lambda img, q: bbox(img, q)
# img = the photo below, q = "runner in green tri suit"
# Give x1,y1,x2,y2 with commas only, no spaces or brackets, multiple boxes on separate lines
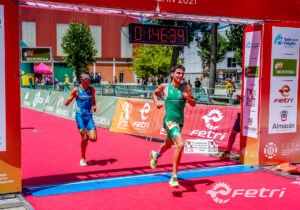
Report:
150,65,196,187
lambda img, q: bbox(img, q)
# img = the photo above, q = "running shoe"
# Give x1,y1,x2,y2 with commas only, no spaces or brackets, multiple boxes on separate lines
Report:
80,158,87,167
150,151,158,169
219,151,230,160
169,176,179,188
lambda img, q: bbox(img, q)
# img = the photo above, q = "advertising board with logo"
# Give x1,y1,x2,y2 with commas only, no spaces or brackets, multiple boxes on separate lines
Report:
111,100,240,151
110,99,166,137
0,5,5,151
242,30,262,138
269,27,300,134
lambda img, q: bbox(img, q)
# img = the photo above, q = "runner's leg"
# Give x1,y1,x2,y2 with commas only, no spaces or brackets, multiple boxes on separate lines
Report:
172,134,184,177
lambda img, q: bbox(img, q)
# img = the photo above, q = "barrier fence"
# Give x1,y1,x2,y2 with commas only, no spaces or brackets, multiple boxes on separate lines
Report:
21,88,241,152
33,84,240,106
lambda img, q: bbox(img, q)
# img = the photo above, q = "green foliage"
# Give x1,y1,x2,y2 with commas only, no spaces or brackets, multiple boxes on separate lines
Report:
197,31,228,64
61,20,97,82
129,45,173,77
226,24,244,66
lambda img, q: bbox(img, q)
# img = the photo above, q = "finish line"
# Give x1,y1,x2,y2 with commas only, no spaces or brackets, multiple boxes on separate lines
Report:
24,165,259,197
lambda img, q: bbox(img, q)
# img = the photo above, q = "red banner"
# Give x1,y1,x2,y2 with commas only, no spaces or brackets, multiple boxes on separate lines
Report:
111,99,240,152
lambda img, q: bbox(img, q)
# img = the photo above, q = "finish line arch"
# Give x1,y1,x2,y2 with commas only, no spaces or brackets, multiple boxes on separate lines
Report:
1,0,300,194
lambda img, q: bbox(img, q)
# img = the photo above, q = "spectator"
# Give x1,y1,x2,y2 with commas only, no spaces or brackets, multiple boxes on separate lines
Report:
65,74,70,85
188,80,192,87
157,74,164,85
164,77,168,83
96,73,101,84
142,76,148,86
142,76,148,98
195,77,201,88
114,76,118,84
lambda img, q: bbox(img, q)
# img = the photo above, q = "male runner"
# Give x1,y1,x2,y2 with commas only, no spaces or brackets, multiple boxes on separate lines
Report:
150,65,196,187
65,72,97,166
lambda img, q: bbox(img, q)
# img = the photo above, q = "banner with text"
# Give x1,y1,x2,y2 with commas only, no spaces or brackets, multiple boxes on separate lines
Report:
242,30,262,138
269,27,300,134
111,99,240,152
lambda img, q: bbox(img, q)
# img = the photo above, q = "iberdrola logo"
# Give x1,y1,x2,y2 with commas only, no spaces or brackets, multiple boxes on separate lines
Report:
202,109,223,130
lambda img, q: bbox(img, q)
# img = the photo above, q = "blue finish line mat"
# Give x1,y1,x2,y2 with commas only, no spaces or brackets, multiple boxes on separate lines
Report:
24,165,259,197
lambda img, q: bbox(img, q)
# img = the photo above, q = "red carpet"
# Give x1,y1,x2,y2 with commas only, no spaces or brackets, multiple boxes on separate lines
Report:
22,108,300,209
24,171,300,209
21,108,235,187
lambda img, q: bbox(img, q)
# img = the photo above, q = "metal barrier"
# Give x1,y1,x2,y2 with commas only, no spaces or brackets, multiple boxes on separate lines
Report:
32,84,240,105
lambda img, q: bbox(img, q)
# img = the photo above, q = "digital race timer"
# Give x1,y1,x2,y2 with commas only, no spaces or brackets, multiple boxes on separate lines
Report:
129,23,188,46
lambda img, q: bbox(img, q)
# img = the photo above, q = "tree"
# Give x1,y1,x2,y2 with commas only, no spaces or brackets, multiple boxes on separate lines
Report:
226,24,244,66
197,23,228,94
61,20,97,83
129,45,173,77
197,31,228,66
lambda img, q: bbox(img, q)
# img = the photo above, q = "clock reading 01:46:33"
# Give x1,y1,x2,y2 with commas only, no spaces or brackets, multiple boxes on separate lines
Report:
129,23,188,46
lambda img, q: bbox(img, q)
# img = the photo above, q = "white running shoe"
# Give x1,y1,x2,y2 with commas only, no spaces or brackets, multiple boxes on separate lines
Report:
80,158,87,167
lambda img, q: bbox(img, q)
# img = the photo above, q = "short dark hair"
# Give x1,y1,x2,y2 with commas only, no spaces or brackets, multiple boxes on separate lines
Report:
171,64,185,73
80,72,90,79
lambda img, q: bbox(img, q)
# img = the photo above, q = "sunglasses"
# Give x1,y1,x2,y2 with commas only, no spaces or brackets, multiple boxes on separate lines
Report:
82,78,91,81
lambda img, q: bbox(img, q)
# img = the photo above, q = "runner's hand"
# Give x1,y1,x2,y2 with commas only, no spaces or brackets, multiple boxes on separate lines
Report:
156,101,163,109
65,100,70,106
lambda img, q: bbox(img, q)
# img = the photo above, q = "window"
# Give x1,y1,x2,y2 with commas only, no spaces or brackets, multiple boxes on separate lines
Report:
121,27,132,58
56,24,69,56
22,21,36,47
227,58,236,68
89,25,102,57
119,72,124,83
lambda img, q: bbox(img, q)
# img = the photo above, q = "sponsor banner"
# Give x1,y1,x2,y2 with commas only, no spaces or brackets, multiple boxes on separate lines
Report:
242,30,262,138
54,92,73,119
110,99,165,137
20,47,52,63
44,91,60,114
184,139,218,154
93,96,118,128
0,5,5,151
111,100,240,152
21,89,118,129
22,89,50,112
182,105,240,152
0,1,21,194
269,27,300,134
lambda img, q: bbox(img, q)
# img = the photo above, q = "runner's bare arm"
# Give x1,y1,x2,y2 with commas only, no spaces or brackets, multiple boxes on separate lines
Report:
183,84,196,107
91,87,96,112
65,87,78,106
152,84,166,109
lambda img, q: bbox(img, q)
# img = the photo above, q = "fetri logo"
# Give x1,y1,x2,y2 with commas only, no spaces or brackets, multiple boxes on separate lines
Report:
206,182,232,204
206,182,286,204
278,85,290,97
202,109,223,130
140,103,150,120
274,85,293,103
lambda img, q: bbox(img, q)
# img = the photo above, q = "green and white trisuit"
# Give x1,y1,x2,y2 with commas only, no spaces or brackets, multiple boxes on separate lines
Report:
163,83,186,141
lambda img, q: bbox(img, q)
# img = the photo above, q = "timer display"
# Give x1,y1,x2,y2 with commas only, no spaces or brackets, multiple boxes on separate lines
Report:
129,23,188,46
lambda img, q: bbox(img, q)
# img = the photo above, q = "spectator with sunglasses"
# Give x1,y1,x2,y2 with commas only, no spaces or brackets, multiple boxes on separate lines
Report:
65,72,97,166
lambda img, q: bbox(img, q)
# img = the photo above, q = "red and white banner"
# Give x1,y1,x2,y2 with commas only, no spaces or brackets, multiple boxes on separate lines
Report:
259,22,300,166
111,99,240,152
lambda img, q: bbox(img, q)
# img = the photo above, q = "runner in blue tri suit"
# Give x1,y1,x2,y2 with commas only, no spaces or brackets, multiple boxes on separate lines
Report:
65,72,97,166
